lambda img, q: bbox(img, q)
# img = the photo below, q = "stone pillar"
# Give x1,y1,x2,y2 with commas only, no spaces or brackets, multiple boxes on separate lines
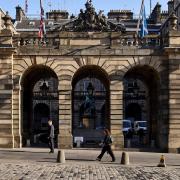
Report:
168,51,180,153
0,50,14,148
58,83,72,149
110,80,124,150
12,88,22,148
158,62,169,152
0,14,15,148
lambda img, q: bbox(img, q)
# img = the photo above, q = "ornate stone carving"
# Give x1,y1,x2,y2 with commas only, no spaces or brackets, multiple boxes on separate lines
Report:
169,12,178,31
63,0,126,32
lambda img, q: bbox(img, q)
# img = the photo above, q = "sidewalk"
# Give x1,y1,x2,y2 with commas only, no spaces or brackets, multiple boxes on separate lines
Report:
0,148,180,179
0,148,180,167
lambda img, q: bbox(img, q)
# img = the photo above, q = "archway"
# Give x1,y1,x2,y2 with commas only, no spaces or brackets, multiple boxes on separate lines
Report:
125,103,142,121
123,65,159,149
33,103,50,133
21,65,59,147
72,66,110,148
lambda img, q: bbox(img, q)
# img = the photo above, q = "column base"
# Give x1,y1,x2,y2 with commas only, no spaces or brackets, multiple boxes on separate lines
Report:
13,135,22,148
0,135,14,148
111,133,124,150
58,134,73,149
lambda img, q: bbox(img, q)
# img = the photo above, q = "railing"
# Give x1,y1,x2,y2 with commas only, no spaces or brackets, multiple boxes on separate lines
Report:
13,35,60,49
113,34,160,48
74,91,107,99
33,91,59,100
12,33,161,49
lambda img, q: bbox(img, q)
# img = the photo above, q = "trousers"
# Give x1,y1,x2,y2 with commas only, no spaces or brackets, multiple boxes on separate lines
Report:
97,145,115,161
48,138,54,152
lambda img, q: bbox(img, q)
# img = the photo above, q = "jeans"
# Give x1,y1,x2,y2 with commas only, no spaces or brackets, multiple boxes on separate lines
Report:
48,138,54,152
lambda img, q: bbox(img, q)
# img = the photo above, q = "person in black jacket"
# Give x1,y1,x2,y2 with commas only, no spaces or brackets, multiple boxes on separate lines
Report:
48,120,54,153
96,129,115,162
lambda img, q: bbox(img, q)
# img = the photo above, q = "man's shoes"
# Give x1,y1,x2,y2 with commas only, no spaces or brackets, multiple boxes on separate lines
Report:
96,158,101,161
49,151,54,153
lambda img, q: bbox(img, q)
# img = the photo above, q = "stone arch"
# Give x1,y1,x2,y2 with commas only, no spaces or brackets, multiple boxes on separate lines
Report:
123,64,160,148
13,57,67,148
71,65,110,147
18,65,59,147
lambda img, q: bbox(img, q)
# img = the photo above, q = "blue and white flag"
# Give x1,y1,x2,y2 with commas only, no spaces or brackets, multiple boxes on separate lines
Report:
140,4,148,38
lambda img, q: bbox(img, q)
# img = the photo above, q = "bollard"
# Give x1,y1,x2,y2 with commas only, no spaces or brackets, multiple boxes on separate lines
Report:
26,139,30,147
157,155,166,167
57,150,66,163
121,152,129,165
76,140,81,148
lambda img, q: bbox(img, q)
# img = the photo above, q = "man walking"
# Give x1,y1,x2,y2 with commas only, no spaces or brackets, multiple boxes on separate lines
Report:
48,119,54,153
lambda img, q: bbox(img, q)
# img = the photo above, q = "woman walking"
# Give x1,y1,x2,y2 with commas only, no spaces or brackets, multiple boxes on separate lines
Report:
96,129,115,162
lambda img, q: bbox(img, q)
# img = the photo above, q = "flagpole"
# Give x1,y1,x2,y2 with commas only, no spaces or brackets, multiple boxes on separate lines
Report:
136,0,144,36
25,0,28,14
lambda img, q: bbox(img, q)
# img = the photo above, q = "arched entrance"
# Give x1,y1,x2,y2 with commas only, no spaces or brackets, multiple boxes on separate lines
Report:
72,66,110,148
21,65,59,147
123,65,159,149
33,103,50,134
125,103,142,121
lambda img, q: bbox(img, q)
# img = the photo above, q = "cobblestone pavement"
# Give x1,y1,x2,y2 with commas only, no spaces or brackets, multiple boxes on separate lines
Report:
0,161,180,180
0,148,180,180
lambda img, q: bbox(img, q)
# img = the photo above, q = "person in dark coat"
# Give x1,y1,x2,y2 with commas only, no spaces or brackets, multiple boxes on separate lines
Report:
48,119,54,153
96,129,115,162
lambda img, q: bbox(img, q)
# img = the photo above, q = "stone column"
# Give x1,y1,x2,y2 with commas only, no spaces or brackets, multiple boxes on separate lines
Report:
0,14,15,148
58,83,73,149
168,52,180,153
0,51,14,148
110,80,124,150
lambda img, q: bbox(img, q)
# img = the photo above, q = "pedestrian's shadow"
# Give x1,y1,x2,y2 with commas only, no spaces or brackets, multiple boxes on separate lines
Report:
166,164,180,167
66,158,96,162
36,160,57,163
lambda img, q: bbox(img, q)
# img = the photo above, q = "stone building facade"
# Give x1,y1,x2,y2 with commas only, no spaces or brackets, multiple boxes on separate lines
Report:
0,0,180,152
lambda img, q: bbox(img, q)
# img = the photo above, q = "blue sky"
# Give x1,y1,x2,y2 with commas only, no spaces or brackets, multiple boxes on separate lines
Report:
0,0,168,18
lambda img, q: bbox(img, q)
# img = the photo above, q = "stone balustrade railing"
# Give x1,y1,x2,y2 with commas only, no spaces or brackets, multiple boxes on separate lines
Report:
12,33,161,49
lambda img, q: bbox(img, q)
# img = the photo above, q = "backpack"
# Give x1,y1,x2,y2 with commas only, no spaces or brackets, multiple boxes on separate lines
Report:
106,135,113,145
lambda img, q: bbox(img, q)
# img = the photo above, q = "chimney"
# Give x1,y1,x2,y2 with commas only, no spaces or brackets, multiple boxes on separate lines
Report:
168,0,174,15
46,10,69,21
150,3,161,24
16,6,25,21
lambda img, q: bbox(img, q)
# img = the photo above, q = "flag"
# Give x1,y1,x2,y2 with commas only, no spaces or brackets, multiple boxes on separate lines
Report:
38,19,44,38
38,0,46,39
140,4,148,38
40,0,44,16
25,0,28,14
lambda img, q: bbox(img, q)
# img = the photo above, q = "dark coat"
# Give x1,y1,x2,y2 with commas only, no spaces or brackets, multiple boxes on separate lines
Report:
103,135,112,146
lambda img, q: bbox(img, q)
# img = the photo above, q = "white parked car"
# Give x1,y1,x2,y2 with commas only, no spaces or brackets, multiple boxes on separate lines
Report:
134,121,147,134
122,120,133,135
